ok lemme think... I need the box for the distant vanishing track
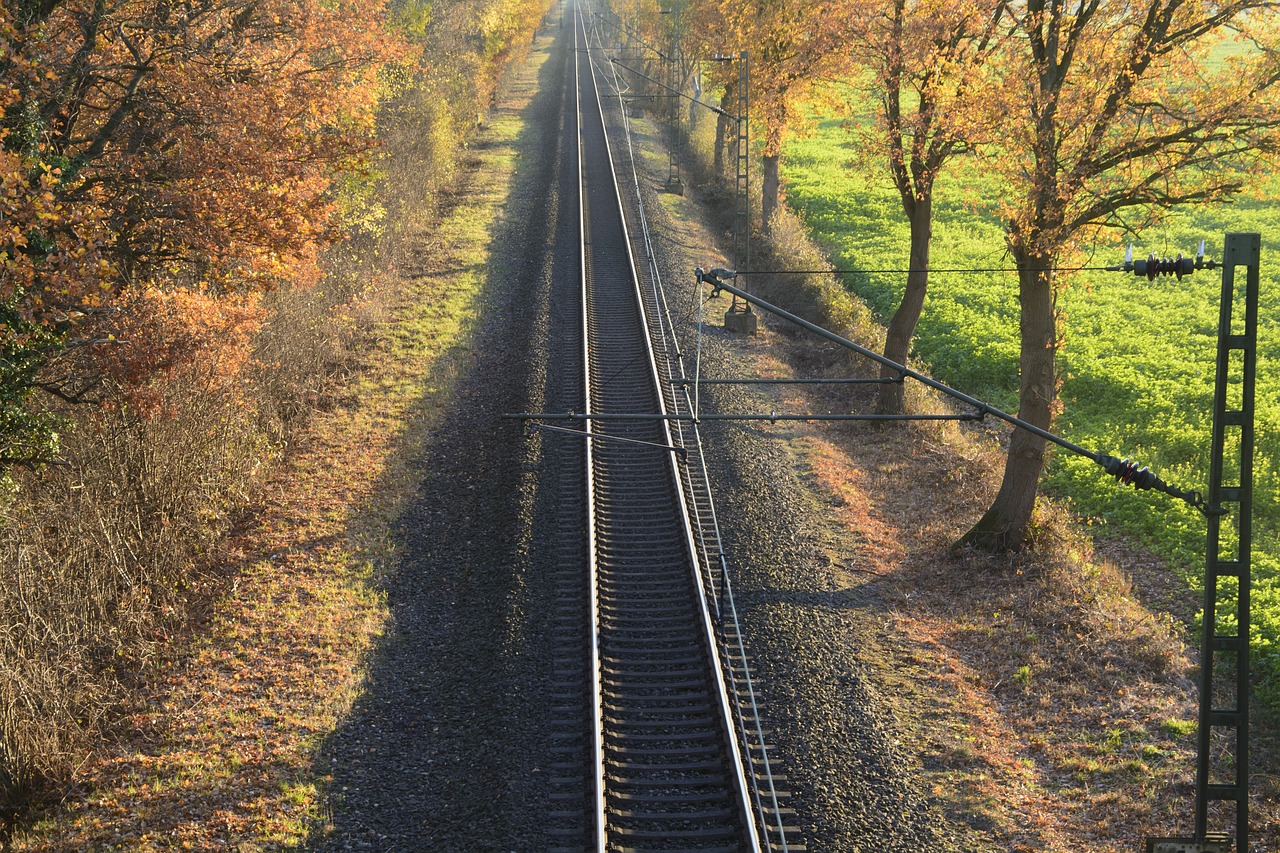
[583,66,756,853]
[537,4,801,851]
[569,5,755,852]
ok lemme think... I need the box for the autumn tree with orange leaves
[12,0,408,288]
[0,0,552,818]
[962,0,1280,550]
[697,0,855,234]
[0,0,413,465]
[849,0,1008,415]
[0,13,113,464]
[614,0,853,234]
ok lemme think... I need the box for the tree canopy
[1,0,413,463]
[963,0,1280,549]
[848,0,1008,414]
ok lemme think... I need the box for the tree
[0,16,112,465]
[22,0,408,287]
[850,0,1007,414]
[961,0,1280,550]
[0,0,413,463]
[710,0,855,234]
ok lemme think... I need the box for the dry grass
[251,267,385,442]
[0,269,379,827]
[654,111,1276,847]
[759,235,1275,852]
[2,18,549,848]
[695,292,1227,845]
[0,372,267,826]
[0,241,391,825]
[790,411,1225,848]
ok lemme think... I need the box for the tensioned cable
[594,49,709,418]
[594,27,682,381]
[588,40,715,404]
[529,422,686,457]
[737,265,1122,275]
[609,58,732,117]
[700,272,1213,515]
[592,33,789,851]
[591,9,667,60]
[588,31,757,397]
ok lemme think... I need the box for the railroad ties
[559,4,767,851]
[538,5,801,850]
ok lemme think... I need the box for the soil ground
[8,9,1278,852]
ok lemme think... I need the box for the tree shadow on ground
[307,20,571,853]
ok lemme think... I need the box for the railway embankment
[5,13,566,853]
[599,69,1280,852]
[8,7,1276,851]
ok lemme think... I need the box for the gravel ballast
[314,14,982,852]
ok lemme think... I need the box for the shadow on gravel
[306,23,569,853]
[407,263,487,278]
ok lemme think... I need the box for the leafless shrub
[252,275,378,440]
[0,370,263,819]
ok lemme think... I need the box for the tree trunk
[958,249,1058,551]
[761,152,779,236]
[877,192,932,414]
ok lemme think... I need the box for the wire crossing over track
[579,10,753,849]
[525,4,1259,848]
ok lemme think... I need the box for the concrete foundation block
[723,309,758,335]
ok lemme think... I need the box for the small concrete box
[723,309,758,335]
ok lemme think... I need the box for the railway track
[539,6,799,852]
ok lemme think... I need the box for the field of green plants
[782,119,1280,705]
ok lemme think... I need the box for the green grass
[782,117,1280,707]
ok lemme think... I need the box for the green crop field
[782,119,1280,705]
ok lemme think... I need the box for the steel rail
[587,24,761,850]
[574,11,607,850]
[575,6,762,850]
[591,23,792,851]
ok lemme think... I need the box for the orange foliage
[0,155,111,330]
[15,0,415,291]
[964,0,1280,548]
[0,0,414,452]
[0,13,112,332]
[700,0,855,157]
[100,288,264,416]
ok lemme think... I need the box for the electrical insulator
[1102,456,1158,490]
[1134,252,1194,280]
[1106,239,1219,279]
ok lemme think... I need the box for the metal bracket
[1145,834,1231,853]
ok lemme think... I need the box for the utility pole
[1147,233,1258,853]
